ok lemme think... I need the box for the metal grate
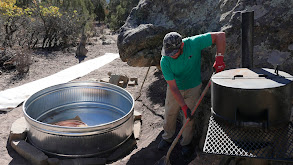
[203,115,293,161]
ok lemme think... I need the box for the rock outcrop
[118,0,293,78]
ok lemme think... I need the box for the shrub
[0,0,94,50]
[15,48,31,74]
[31,2,84,49]
[0,0,26,47]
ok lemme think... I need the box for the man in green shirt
[159,31,226,158]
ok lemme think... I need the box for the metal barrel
[23,82,134,157]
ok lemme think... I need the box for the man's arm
[166,79,186,107]
[210,32,226,73]
[210,32,226,55]
[167,79,193,119]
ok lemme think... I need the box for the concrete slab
[11,140,48,165]
[134,120,141,140]
[100,77,110,83]
[134,110,142,121]
[109,74,129,88]
[9,117,27,144]
[128,78,138,86]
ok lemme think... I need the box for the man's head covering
[161,32,182,57]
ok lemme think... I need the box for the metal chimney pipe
[241,11,254,68]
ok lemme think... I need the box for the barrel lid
[212,68,293,89]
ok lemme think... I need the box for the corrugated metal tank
[23,82,134,157]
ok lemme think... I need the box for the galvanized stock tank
[211,68,293,128]
[23,82,134,157]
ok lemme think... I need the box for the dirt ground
[0,28,224,165]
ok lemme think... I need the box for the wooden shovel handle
[165,80,212,164]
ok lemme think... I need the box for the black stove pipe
[241,11,254,68]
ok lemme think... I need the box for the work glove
[213,53,225,73]
[181,105,193,120]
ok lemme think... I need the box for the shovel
[156,79,212,165]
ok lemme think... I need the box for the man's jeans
[162,83,202,146]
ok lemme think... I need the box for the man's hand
[181,105,193,119]
[213,54,225,73]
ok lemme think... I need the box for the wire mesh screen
[203,115,293,161]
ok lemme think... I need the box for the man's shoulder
[161,55,169,61]
[183,33,212,49]
[183,33,210,41]
[160,55,170,65]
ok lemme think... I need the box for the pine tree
[106,0,139,30]
[94,1,105,23]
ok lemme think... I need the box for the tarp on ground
[0,53,119,111]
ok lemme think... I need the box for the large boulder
[117,0,293,79]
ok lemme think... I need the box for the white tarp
[0,53,119,111]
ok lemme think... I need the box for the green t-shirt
[160,33,212,90]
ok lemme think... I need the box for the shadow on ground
[146,70,166,106]
[126,123,197,165]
